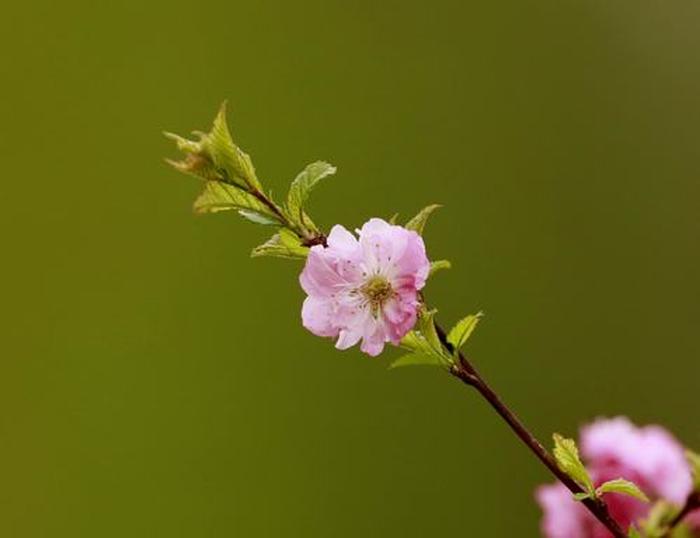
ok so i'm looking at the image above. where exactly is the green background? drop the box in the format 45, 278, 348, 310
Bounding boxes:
2, 1, 699, 536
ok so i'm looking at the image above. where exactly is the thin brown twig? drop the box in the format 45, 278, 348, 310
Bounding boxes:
664, 492, 700, 537
434, 323, 627, 538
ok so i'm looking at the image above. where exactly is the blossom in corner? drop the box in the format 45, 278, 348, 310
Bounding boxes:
536, 417, 699, 537
299, 218, 430, 356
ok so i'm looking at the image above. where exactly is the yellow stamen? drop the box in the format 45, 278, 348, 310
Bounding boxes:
361, 276, 394, 316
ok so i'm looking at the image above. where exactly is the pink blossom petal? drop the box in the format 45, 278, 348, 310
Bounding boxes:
301, 296, 338, 337
359, 218, 410, 274
336, 327, 362, 350
382, 296, 418, 344
327, 224, 360, 254
299, 246, 349, 297
356, 314, 388, 356
360, 331, 386, 356
394, 229, 430, 287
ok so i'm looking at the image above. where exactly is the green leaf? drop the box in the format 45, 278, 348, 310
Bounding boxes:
399, 330, 429, 353
164, 131, 202, 154
389, 213, 399, 225
687, 450, 700, 490
405, 204, 441, 235
204, 102, 262, 190
429, 259, 451, 276
285, 161, 336, 230
389, 352, 441, 369
573, 492, 592, 501
417, 308, 444, 355
251, 229, 309, 260
628, 526, 642, 538
552, 434, 595, 494
447, 312, 482, 351
596, 478, 649, 502
238, 209, 280, 226
193, 181, 282, 225
398, 308, 452, 366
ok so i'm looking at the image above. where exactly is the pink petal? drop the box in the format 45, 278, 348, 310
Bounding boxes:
299, 246, 350, 297
301, 296, 338, 338
358, 218, 410, 274
327, 224, 360, 254
382, 295, 418, 344
360, 338, 385, 357
360, 317, 388, 356
394, 229, 430, 289
336, 328, 362, 350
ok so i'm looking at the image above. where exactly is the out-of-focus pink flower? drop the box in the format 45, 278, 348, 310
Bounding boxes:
299, 218, 430, 356
536, 417, 696, 537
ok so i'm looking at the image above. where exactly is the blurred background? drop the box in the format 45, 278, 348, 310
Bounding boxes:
1, 0, 699, 536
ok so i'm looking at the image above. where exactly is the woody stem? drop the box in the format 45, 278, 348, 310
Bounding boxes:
434, 323, 627, 538
665, 492, 700, 536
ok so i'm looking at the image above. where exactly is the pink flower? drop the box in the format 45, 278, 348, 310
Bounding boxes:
536, 417, 696, 537
299, 218, 430, 356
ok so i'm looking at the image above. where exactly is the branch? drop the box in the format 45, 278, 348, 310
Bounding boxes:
166, 111, 627, 535
434, 323, 627, 538
664, 492, 700, 537
317, 235, 625, 535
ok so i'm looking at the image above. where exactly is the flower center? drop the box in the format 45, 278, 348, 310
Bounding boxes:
361, 275, 394, 315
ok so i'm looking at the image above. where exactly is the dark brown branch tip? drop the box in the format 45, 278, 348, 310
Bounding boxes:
302, 234, 328, 248
667, 491, 700, 535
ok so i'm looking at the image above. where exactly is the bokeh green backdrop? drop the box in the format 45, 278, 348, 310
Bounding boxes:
2, 1, 699, 536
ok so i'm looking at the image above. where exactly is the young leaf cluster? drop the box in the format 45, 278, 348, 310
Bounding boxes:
391, 310, 482, 369
552, 434, 648, 504
391, 308, 451, 369
165, 103, 333, 259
